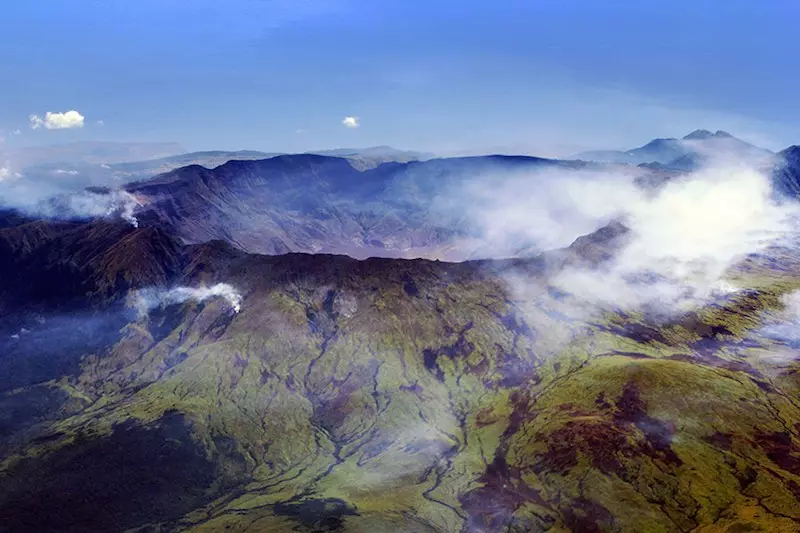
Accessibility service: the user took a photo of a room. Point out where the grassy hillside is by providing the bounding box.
[0,222,799,532]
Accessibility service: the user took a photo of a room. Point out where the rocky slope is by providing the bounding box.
[125,154,604,260]
[1,218,799,532]
[774,146,800,199]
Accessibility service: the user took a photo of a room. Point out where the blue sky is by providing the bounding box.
[1,0,798,156]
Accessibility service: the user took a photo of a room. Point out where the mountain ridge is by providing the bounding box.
[124,153,587,260]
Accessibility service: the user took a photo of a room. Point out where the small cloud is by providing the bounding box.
[54,169,80,176]
[11,129,21,136]
[295,128,307,134]
[342,116,359,129]
[0,165,19,182]
[29,110,86,130]
[97,119,104,127]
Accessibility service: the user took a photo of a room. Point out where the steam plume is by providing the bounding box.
[0,163,143,227]
[128,283,243,317]
[44,190,143,227]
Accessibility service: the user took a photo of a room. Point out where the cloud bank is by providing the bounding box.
[30,110,85,130]
[455,160,799,314]
[128,284,243,317]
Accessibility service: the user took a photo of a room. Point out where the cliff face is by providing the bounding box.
[1,219,800,532]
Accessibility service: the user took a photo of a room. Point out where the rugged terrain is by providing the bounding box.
[1,215,800,532]
[1,136,800,531]
[125,154,614,260]
[5,132,795,263]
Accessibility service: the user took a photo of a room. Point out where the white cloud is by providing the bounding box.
[452,160,800,315]
[0,166,9,182]
[54,169,80,176]
[96,119,104,127]
[11,129,21,136]
[342,116,359,129]
[29,110,86,130]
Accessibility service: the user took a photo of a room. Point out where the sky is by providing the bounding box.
[1,0,799,157]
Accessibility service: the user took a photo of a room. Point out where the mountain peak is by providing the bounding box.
[683,129,735,141]
[683,129,714,140]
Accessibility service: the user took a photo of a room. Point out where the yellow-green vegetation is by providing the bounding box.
[1,250,800,532]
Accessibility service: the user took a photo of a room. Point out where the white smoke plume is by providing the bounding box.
[781,290,800,318]
[0,153,145,226]
[0,166,143,227]
[750,290,800,365]
[763,290,800,340]
[128,283,243,317]
[40,189,143,227]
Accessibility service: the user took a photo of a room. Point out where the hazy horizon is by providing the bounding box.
[1,127,789,163]
[3,1,799,157]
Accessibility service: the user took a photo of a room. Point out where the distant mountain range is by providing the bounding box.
[573,129,774,169]
[2,141,187,168]
[574,131,800,205]
[5,131,800,262]
[2,143,434,189]
[108,145,435,180]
